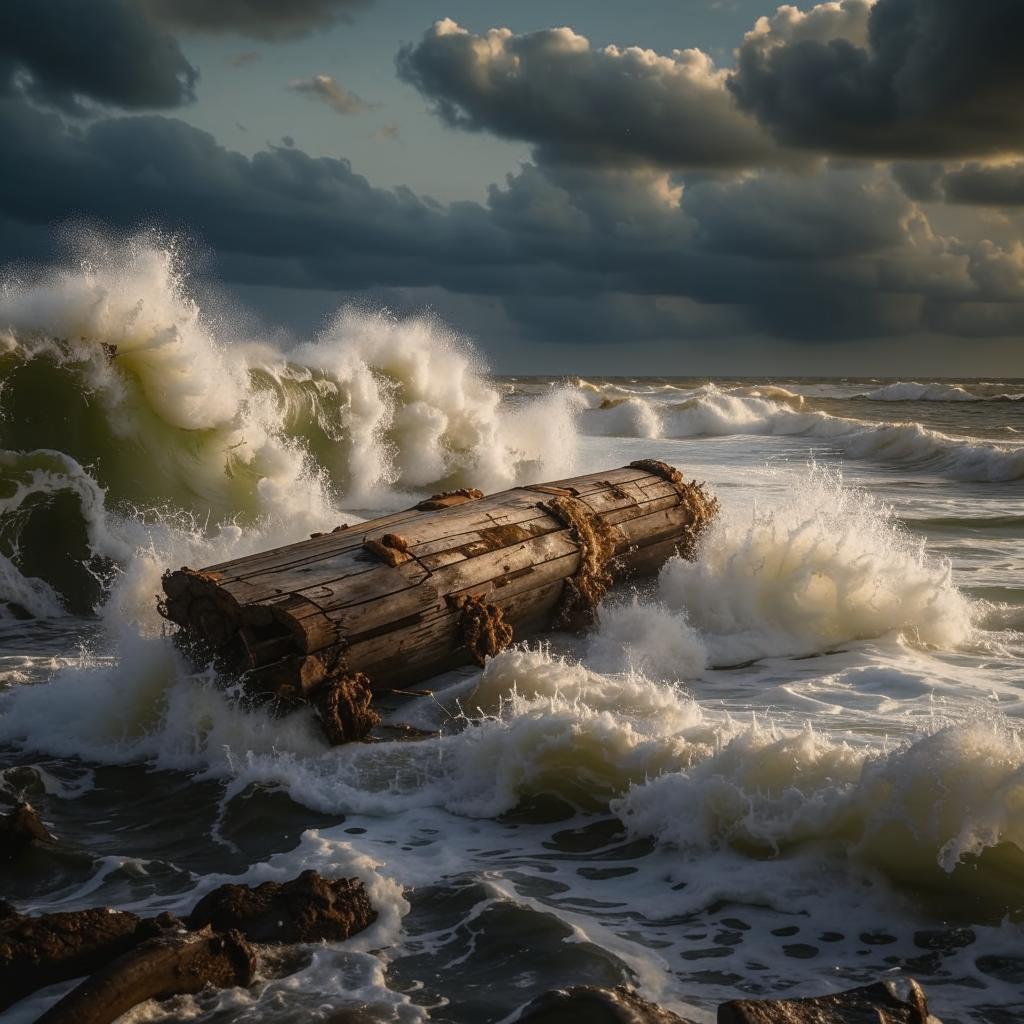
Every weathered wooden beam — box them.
[159,462,718,728]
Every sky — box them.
[1,0,1023,375]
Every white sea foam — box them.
[615,721,1024,893]
[656,467,973,663]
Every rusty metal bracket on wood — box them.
[415,488,484,511]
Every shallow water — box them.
[1,243,1023,1023]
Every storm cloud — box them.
[141,0,371,40]
[397,20,782,170]
[730,0,1024,159]
[943,163,1024,207]
[0,0,196,111]
[2,92,1021,345]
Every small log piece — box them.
[2,871,377,1014]
[35,928,256,1024]
[187,869,377,943]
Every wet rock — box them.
[186,868,377,944]
[0,905,183,1011]
[514,985,697,1023]
[0,801,56,862]
[717,979,938,1024]
[36,927,255,1024]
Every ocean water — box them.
[1,239,1023,1024]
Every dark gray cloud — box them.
[398,4,1024,171]
[943,163,1024,207]
[397,20,782,170]
[142,0,370,40]
[0,91,1021,346]
[0,0,197,111]
[730,0,1024,158]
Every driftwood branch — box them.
[35,928,256,1024]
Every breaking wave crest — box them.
[0,235,580,614]
[655,467,973,663]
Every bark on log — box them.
[0,905,181,1012]
[35,928,256,1024]
[159,462,717,710]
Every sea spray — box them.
[0,234,581,615]
[654,467,973,663]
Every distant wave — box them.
[857,381,1024,403]
[577,383,1024,483]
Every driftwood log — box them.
[159,461,717,733]
[35,928,256,1024]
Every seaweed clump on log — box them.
[544,494,620,632]
[313,673,381,745]
[449,592,514,665]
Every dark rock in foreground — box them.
[3,870,377,1017]
[514,980,940,1024]
[0,801,56,862]
[0,902,182,1011]
[718,979,936,1024]
[187,868,377,943]
[514,985,697,1023]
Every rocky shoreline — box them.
[3,801,946,1024]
